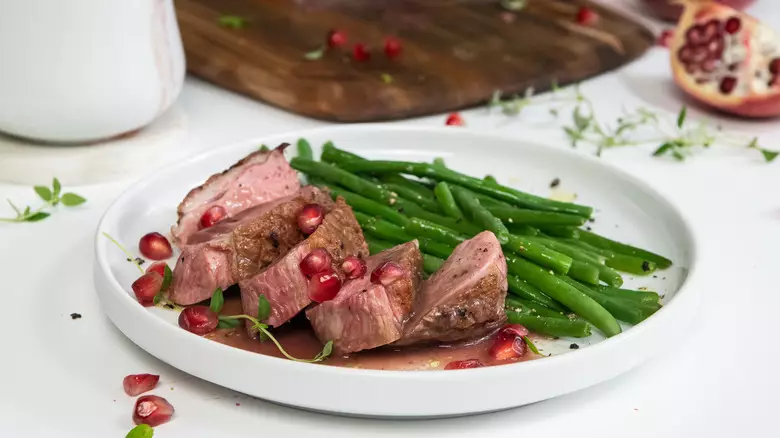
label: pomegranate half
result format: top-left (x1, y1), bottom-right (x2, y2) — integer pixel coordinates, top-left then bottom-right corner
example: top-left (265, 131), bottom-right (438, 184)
top-left (643, 0), bottom-right (755, 22)
top-left (670, 1), bottom-right (780, 118)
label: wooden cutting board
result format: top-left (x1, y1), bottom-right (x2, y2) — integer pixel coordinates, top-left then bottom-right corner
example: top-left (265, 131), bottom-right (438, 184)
top-left (175, 0), bottom-right (654, 122)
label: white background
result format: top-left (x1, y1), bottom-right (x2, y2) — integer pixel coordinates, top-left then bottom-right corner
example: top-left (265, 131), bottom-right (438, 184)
top-left (1, 0), bottom-right (778, 436)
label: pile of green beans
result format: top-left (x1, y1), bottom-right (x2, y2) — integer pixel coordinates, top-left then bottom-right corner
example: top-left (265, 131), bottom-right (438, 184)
top-left (292, 139), bottom-right (673, 339)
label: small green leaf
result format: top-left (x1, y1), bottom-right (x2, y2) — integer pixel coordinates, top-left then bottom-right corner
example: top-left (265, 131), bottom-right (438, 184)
top-left (61, 193), bottom-right (86, 206)
top-left (760, 149), bottom-right (779, 162)
top-left (380, 73), bottom-right (393, 84)
top-left (161, 265), bottom-right (173, 292)
top-left (563, 127), bottom-right (582, 147)
top-left (671, 150), bottom-right (686, 161)
top-left (304, 45), bottom-right (326, 60)
top-left (218, 15), bottom-right (248, 29)
top-left (22, 206), bottom-right (30, 215)
top-left (126, 424), bottom-right (154, 438)
top-left (257, 294), bottom-right (271, 321)
top-left (217, 317), bottom-right (240, 329)
top-left (573, 106), bottom-right (591, 131)
top-left (25, 212), bottom-right (51, 222)
top-left (153, 294), bottom-right (162, 305)
top-left (321, 340), bottom-right (333, 358)
top-left (500, 0), bottom-right (527, 11)
top-left (34, 186), bottom-right (52, 202)
top-left (210, 288), bottom-right (225, 314)
top-left (259, 144), bottom-right (270, 152)
top-left (676, 105), bottom-right (687, 129)
top-left (746, 137), bottom-right (759, 149)
top-left (52, 178), bottom-right (62, 197)
top-left (523, 336), bottom-right (540, 355)
top-left (652, 142), bottom-right (674, 157)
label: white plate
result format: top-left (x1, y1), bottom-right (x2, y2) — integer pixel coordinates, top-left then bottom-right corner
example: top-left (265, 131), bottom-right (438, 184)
top-left (93, 126), bottom-right (700, 418)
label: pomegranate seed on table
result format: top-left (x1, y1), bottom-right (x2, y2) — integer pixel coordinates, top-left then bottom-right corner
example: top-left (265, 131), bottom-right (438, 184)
top-left (383, 36), bottom-right (402, 59)
top-left (298, 203), bottom-right (324, 235)
top-left (178, 306), bottom-right (219, 335)
top-left (576, 7), bottom-right (599, 26)
top-left (138, 232), bottom-right (172, 260)
top-left (123, 374), bottom-right (160, 396)
top-left (133, 395), bottom-right (174, 427)
top-left (444, 359), bottom-right (484, 370)
top-left (445, 112), bottom-right (464, 126)
top-left (131, 272), bottom-right (163, 306)
top-left (327, 29), bottom-right (347, 48)
top-left (341, 256), bottom-right (367, 279)
top-left (199, 205), bottom-right (227, 229)
top-left (370, 261), bottom-right (405, 286)
top-left (352, 43), bottom-right (370, 62)
top-left (657, 29), bottom-right (674, 48)
top-left (299, 248), bottom-right (333, 277)
top-left (145, 261), bottom-right (167, 277)
top-left (308, 271), bottom-right (342, 303)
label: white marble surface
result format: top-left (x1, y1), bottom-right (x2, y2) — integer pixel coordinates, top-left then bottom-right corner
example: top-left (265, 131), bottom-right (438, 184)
top-left (1, 1), bottom-right (778, 436)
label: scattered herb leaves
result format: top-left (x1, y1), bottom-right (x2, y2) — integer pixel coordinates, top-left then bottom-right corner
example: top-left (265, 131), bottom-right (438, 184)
top-left (1, 178), bottom-right (87, 223)
top-left (126, 424), bottom-right (154, 438)
top-left (380, 73), bottom-right (393, 84)
top-left (217, 317), bottom-right (241, 329)
top-left (676, 105), bottom-right (687, 128)
top-left (102, 232), bottom-right (144, 273)
top-left (257, 294), bottom-right (271, 321)
top-left (154, 265), bottom-right (173, 305)
top-left (523, 336), bottom-right (540, 355)
top-left (304, 45), bottom-right (326, 60)
top-left (500, 0), bottom-right (527, 11)
top-left (259, 144), bottom-right (270, 152)
top-left (218, 15), bottom-right (248, 29)
top-left (760, 149), bottom-right (779, 162)
top-left (210, 288), bottom-right (225, 314)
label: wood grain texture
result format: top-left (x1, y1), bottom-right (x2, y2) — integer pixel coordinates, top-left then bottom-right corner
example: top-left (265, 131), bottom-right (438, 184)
top-left (175, 0), bottom-right (654, 122)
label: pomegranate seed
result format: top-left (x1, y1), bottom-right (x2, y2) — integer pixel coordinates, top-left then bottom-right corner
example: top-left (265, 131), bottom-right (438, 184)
top-left (575, 7), bottom-right (599, 26)
top-left (133, 395), bottom-right (174, 427)
top-left (327, 29), bottom-right (347, 48)
top-left (131, 272), bottom-right (163, 306)
top-left (298, 203), bottom-right (324, 235)
top-left (700, 19), bottom-right (720, 41)
top-left (341, 256), bottom-right (367, 279)
top-left (353, 43), bottom-right (370, 62)
top-left (497, 324), bottom-right (530, 340)
top-left (657, 29), bottom-right (674, 48)
top-left (145, 261), bottom-right (167, 277)
top-left (138, 232), bottom-right (173, 260)
top-left (720, 76), bottom-right (737, 94)
top-left (677, 46), bottom-right (693, 63)
top-left (200, 205), bottom-right (227, 229)
top-left (445, 112), bottom-right (465, 126)
top-left (384, 36), bottom-right (402, 59)
top-left (769, 58), bottom-right (780, 75)
top-left (370, 261), bottom-right (405, 286)
top-left (299, 248), bottom-right (333, 277)
top-left (724, 16), bottom-right (741, 34)
top-left (178, 306), bottom-right (218, 335)
top-left (489, 334), bottom-right (527, 361)
top-left (686, 25), bottom-right (704, 45)
top-left (308, 271), bottom-right (342, 303)
top-left (123, 374), bottom-right (160, 396)
top-left (444, 359), bottom-right (484, 370)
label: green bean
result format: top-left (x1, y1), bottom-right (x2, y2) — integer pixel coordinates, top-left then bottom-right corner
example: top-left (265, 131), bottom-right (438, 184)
top-left (505, 255), bottom-right (621, 337)
top-left (505, 235), bottom-right (572, 274)
top-left (487, 206), bottom-right (587, 227)
top-left (422, 254), bottom-right (445, 274)
top-left (474, 192), bottom-right (512, 208)
top-left (355, 212), bottom-right (414, 242)
top-left (320, 141), bottom-right (364, 164)
top-left (577, 230), bottom-right (672, 269)
top-left (530, 237), bottom-right (623, 287)
top-left (385, 182), bottom-right (441, 212)
top-left (505, 297), bottom-right (569, 319)
top-left (365, 231), bottom-right (445, 275)
top-left (291, 158), bottom-right (394, 204)
top-left (484, 175), bottom-right (498, 184)
top-left (595, 285), bottom-right (660, 305)
top-left (325, 185), bottom-right (409, 227)
top-left (506, 310), bottom-right (592, 338)
top-left (379, 174), bottom-right (434, 198)
top-left (539, 226), bottom-right (580, 239)
top-left (564, 239), bottom-right (657, 275)
top-left (337, 159), bottom-right (593, 218)
top-left (296, 138), bottom-right (313, 160)
top-left (405, 218), bottom-right (466, 247)
top-left (433, 157), bottom-right (447, 168)
top-left (567, 260), bottom-right (601, 285)
top-left (507, 276), bottom-right (566, 311)
top-left (434, 182), bottom-right (464, 219)
top-left (507, 224), bottom-right (538, 236)
top-left (366, 237), bottom-right (392, 254)
top-left (558, 277), bottom-right (660, 325)
top-left (450, 185), bottom-right (510, 244)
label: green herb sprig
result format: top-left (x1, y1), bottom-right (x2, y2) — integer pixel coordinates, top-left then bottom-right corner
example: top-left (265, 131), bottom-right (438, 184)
top-left (523, 336), bottom-right (540, 355)
top-left (213, 291), bottom-right (333, 363)
top-left (126, 424), bottom-right (154, 438)
top-left (1, 178), bottom-right (86, 223)
top-left (218, 15), bottom-right (248, 29)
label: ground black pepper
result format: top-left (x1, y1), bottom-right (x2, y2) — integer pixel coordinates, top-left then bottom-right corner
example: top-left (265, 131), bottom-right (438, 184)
top-left (70, 313), bottom-right (82, 320)
top-left (550, 178), bottom-right (561, 188)
top-left (569, 343), bottom-right (579, 349)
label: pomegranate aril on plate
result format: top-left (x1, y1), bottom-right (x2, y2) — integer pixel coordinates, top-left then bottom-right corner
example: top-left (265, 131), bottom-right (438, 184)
top-left (444, 359), bottom-right (484, 370)
top-left (497, 324), bottom-right (530, 339)
top-left (327, 29), bottom-right (347, 48)
top-left (308, 271), bottom-right (342, 303)
top-left (353, 43), bottom-right (370, 62)
top-left (576, 7), bottom-right (599, 26)
top-left (298, 203), bottom-right (324, 235)
top-left (370, 261), bottom-right (405, 286)
top-left (178, 306), bottom-right (219, 335)
top-left (132, 272), bottom-right (163, 306)
top-left (445, 112), bottom-right (464, 126)
top-left (138, 232), bottom-right (172, 260)
top-left (133, 395), bottom-right (174, 427)
top-left (145, 261), bottom-right (167, 277)
top-left (299, 248), bottom-right (333, 277)
top-left (341, 256), bottom-right (367, 279)
top-left (200, 205), bottom-right (227, 229)
top-left (489, 334), bottom-right (527, 361)
top-left (384, 36), bottom-right (402, 59)
top-left (123, 374), bottom-right (160, 396)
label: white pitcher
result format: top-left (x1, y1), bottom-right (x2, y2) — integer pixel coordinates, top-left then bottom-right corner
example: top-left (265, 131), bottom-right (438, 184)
top-left (0, 0), bottom-right (186, 143)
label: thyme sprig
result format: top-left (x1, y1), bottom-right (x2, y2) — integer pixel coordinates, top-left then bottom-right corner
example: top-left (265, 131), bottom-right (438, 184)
top-left (1, 178), bottom-right (86, 223)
